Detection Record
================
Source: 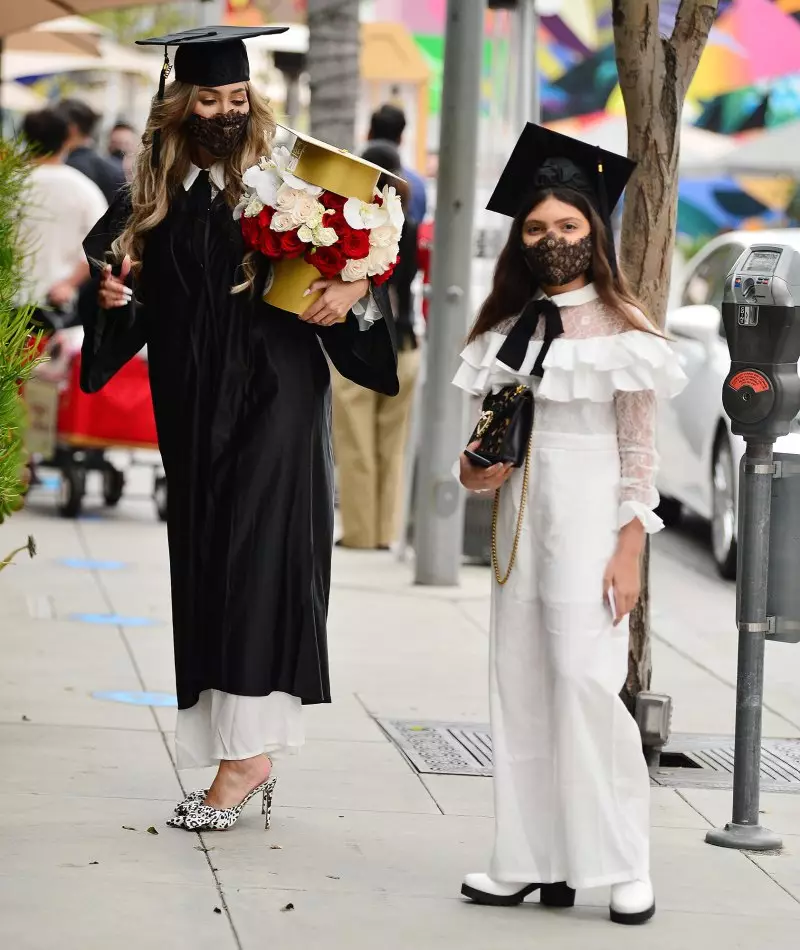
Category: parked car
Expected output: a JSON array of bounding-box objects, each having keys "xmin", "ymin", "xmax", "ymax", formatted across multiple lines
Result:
[{"xmin": 657, "ymin": 229, "xmax": 800, "ymax": 579}]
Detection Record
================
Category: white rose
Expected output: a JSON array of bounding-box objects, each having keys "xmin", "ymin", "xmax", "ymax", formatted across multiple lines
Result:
[
  {"xmin": 369, "ymin": 224, "xmax": 395, "ymax": 248},
  {"xmin": 244, "ymin": 197, "xmax": 265, "ymax": 218},
  {"xmin": 293, "ymin": 192, "xmax": 321, "ymax": 225},
  {"xmin": 274, "ymin": 183, "xmax": 301, "ymax": 213},
  {"xmin": 271, "ymin": 211, "xmax": 299, "ymax": 233},
  {"xmin": 341, "ymin": 257, "xmax": 370, "ymax": 282},
  {"xmin": 367, "ymin": 244, "xmax": 397, "ymax": 276},
  {"xmin": 313, "ymin": 226, "xmax": 339, "ymax": 247},
  {"xmin": 297, "ymin": 224, "xmax": 314, "ymax": 243}
]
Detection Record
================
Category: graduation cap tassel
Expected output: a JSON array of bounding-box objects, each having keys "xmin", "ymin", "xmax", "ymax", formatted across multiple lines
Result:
[{"xmin": 151, "ymin": 47, "xmax": 172, "ymax": 169}]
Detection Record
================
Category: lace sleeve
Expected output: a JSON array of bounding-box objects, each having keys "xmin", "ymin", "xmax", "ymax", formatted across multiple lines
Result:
[{"xmin": 614, "ymin": 390, "xmax": 664, "ymax": 534}]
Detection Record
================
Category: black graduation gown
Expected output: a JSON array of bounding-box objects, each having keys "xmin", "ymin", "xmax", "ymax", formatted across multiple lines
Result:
[{"xmin": 81, "ymin": 176, "xmax": 399, "ymax": 710}]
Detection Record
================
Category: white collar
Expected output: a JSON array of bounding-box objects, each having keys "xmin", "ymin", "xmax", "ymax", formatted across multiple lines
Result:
[
  {"xmin": 535, "ymin": 283, "xmax": 599, "ymax": 307},
  {"xmin": 183, "ymin": 162, "xmax": 226, "ymax": 192}
]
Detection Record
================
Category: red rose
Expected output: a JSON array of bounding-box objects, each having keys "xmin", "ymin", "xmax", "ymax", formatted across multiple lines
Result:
[
  {"xmin": 371, "ymin": 257, "xmax": 398, "ymax": 286},
  {"xmin": 306, "ymin": 244, "xmax": 347, "ymax": 280},
  {"xmin": 241, "ymin": 207, "xmax": 274, "ymax": 252},
  {"xmin": 280, "ymin": 229, "xmax": 306, "ymax": 259},
  {"xmin": 339, "ymin": 227, "xmax": 371, "ymax": 259},
  {"xmin": 259, "ymin": 227, "xmax": 284, "ymax": 259},
  {"xmin": 322, "ymin": 191, "xmax": 346, "ymax": 211},
  {"xmin": 241, "ymin": 215, "xmax": 260, "ymax": 250},
  {"xmin": 324, "ymin": 208, "xmax": 347, "ymax": 234}
]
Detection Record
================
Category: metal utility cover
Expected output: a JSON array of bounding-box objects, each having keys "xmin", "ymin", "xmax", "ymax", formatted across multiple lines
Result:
[{"xmin": 378, "ymin": 720, "xmax": 800, "ymax": 793}]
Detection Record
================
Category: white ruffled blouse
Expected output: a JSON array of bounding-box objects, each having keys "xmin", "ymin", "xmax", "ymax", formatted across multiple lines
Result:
[{"xmin": 453, "ymin": 283, "xmax": 687, "ymax": 534}]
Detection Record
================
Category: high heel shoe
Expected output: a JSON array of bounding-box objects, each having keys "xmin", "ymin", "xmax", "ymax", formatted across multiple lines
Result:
[
  {"xmin": 461, "ymin": 873, "xmax": 576, "ymax": 908},
  {"xmin": 174, "ymin": 789, "xmax": 207, "ymax": 815},
  {"xmin": 166, "ymin": 776, "xmax": 278, "ymax": 831}
]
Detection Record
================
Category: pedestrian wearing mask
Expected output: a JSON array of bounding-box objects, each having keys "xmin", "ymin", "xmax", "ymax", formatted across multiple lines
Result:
[
  {"xmin": 81, "ymin": 26, "xmax": 398, "ymax": 833},
  {"xmin": 455, "ymin": 126, "xmax": 686, "ymax": 925}
]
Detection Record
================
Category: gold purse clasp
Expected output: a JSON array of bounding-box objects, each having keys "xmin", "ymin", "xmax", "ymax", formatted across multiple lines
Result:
[{"xmin": 475, "ymin": 410, "xmax": 494, "ymax": 439}]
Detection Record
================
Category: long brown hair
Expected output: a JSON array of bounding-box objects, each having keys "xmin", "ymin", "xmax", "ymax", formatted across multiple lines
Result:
[
  {"xmin": 113, "ymin": 80, "xmax": 276, "ymax": 284},
  {"xmin": 468, "ymin": 187, "xmax": 652, "ymax": 342}
]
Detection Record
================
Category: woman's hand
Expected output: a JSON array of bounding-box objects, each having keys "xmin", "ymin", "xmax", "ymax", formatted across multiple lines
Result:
[
  {"xmin": 98, "ymin": 255, "xmax": 133, "ymax": 310},
  {"xmin": 298, "ymin": 277, "xmax": 370, "ymax": 327},
  {"xmin": 458, "ymin": 442, "xmax": 514, "ymax": 493},
  {"xmin": 603, "ymin": 519, "xmax": 645, "ymax": 626}
]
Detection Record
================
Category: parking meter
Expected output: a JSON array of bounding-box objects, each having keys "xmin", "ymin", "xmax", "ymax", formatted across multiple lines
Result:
[
  {"xmin": 721, "ymin": 244, "xmax": 800, "ymax": 439},
  {"xmin": 708, "ymin": 243, "xmax": 800, "ymax": 855}
]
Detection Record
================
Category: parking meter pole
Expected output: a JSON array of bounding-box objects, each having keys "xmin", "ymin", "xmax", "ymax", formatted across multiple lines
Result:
[
  {"xmin": 413, "ymin": 0, "xmax": 484, "ymax": 586},
  {"xmin": 706, "ymin": 440, "xmax": 783, "ymax": 852}
]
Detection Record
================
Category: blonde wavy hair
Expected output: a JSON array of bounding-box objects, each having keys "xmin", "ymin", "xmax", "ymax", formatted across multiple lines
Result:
[{"xmin": 113, "ymin": 80, "xmax": 276, "ymax": 288}]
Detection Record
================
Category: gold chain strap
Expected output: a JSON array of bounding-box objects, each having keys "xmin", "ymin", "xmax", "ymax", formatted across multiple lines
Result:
[{"xmin": 491, "ymin": 437, "xmax": 532, "ymax": 586}]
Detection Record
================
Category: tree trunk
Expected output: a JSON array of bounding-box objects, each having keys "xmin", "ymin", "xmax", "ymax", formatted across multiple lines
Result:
[
  {"xmin": 613, "ymin": 0, "xmax": 719, "ymax": 709},
  {"xmin": 306, "ymin": 0, "xmax": 361, "ymax": 150}
]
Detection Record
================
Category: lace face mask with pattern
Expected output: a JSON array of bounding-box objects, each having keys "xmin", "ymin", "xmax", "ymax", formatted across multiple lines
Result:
[
  {"xmin": 522, "ymin": 233, "xmax": 593, "ymax": 288},
  {"xmin": 186, "ymin": 111, "xmax": 249, "ymax": 158}
]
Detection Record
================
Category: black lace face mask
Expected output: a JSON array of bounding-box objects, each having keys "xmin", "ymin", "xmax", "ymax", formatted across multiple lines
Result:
[
  {"xmin": 522, "ymin": 233, "xmax": 593, "ymax": 287},
  {"xmin": 186, "ymin": 111, "xmax": 249, "ymax": 158}
]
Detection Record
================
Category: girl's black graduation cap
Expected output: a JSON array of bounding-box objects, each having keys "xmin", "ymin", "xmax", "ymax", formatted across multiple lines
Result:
[
  {"xmin": 487, "ymin": 123, "xmax": 637, "ymax": 272},
  {"xmin": 136, "ymin": 25, "xmax": 289, "ymax": 166}
]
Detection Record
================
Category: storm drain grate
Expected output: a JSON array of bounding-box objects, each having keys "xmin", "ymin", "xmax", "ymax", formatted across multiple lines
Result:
[{"xmin": 377, "ymin": 721, "xmax": 800, "ymax": 793}]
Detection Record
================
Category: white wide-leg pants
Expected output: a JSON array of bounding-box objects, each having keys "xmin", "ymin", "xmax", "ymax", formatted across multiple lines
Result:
[{"xmin": 489, "ymin": 431, "xmax": 650, "ymax": 890}]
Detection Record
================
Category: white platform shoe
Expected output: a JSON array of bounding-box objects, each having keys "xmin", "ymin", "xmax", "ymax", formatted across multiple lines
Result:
[
  {"xmin": 609, "ymin": 878, "xmax": 655, "ymax": 925},
  {"xmin": 461, "ymin": 873, "xmax": 576, "ymax": 908}
]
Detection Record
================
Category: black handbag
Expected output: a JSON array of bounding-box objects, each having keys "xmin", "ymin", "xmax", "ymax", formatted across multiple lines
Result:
[
  {"xmin": 464, "ymin": 384, "xmax": 533, "ymax": 468},
  {"xmin": 462, "ymin": 298, "xmax": 563, "ymax": 469}
]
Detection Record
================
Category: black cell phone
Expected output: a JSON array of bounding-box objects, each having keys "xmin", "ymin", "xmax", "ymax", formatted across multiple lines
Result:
[{"xmin": 464, "ymin": 449, "xmax": 495, "ymax": 469}]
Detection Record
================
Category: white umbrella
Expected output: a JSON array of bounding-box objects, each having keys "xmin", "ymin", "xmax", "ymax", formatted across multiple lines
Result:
[
  {"xmin": 2, "ymin": 41, "xmax": 158, "ymax": 82},
  {"xmin": 6, "ymin": 15, "xmax": 105, "ymax": 57},
  {"xmin": 0, "ymin": 2, "xmax": 177, "ymax": 38},
  {"xmin": 715, "ymin": 121, "xmax": 800, "ymax": 177},
  {"xmin": 0, "ymin": 80, "xmax": 45, "ymax": 112},
  {"xmin": 564, "ymin": 115, "xmax": 736, "ymax": 175}
]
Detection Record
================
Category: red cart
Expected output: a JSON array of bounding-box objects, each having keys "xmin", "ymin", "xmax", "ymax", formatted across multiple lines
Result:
[{"xmin": 24, "ymin": 329, "xmax": 167, "ymax": 520}]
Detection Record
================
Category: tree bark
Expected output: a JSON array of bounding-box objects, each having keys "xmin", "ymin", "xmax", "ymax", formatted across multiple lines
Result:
[
  {"xmin": 613, "ymin": 0, "xmax": 719, "ymax": 711},
  {"xmin": 306, "ymin": 0, "xmax": 361, "ymax": 150}
]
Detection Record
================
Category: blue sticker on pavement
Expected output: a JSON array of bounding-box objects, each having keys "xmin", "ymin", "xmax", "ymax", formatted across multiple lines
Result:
[
  {"xmin": 59, "ymin": 558, "xmax": 128, "ymax": 571},
  {"xmin": 69, "ymin": 613, "xmax": 158, "ymax": 627},
  {"xmin": 92, "ymin": 690, "xmax": 177, "ymax": 707}
]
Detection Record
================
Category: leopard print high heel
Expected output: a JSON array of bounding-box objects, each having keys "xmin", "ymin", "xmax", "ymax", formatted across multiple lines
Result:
[
  {"xmin": 174, "ymin": 789, "xmax": 207, "ymax": 815},
  {"xmin": 167, "ymin": 776, "xmax": 278, "ymax": 831}
]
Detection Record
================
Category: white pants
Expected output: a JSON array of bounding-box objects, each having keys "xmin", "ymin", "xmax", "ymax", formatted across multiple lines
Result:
[{"xmin": 489, "ymin": 431, "xmax": 650, "ymax": 890}]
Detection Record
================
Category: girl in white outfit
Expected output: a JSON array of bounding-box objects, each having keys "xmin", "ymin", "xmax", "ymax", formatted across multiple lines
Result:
[{"xmin": 455, "ymin": 127, "xmax": 686, "ymax": 925}]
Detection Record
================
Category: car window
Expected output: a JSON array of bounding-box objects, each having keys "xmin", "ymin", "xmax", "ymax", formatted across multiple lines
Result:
[{"xmin": 681, "ymin": 243, "xmax": 744, "ymax": 309}]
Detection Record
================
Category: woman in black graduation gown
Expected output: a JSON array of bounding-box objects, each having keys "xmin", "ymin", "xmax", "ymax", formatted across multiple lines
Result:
[{"xmin": 83, "ymin": 26, "xmax": 399, "ymax": 832}]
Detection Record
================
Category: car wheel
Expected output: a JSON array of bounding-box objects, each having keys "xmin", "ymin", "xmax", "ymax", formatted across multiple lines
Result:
[
  {"xmin": 154, "ymin": 475, "xmax": 168, "ymax": 522},
  {"xmin": 711, "ymin": 437, "xmax": 737, "ymax": 580},
  {"xmin": 57, "ymin": 466, "xmax": 86, "ymax": 519},
  {"xmin": 656, "ymin": 496, "xmax": 682, "ymax": 527},
  {"xmin": 102, "ymin": 467, "xmax": 125, "ymax": 507}
]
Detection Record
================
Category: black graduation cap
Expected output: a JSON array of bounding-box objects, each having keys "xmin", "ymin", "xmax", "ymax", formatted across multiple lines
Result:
[
  {"xmin": 487, "ymin": 123, "xmax": 637, "ymax": 271},
  {"xmin": 137, "ymin": 26, "xmax": 289, "ymax": 90},
  {"xmin": 136, "ymin": 26, "xmax": 289, "ymax": 166}
]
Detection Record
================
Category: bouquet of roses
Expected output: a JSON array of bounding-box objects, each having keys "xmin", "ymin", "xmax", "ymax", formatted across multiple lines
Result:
[{"xmin": 234, "ymin": 146, "xmax": 402, "ymax": 287}]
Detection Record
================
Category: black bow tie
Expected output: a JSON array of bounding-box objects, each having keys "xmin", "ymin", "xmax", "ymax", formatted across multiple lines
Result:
[{"xmin": 496, "ymin": 298, "xmax": 564, "ymax": 378}]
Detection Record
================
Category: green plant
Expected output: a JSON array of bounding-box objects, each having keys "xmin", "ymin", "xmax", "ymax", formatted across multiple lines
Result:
[{"xmin": 0, "ymin": 139, "xmax": 42, "ymax": 559}]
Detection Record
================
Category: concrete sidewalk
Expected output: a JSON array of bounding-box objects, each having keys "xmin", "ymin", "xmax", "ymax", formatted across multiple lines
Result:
[{"xmin": 2, "ymin": 485, "xmax": 800, "ymax": 949}]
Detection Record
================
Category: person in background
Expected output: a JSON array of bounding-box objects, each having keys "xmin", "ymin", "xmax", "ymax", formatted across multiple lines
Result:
[
  {"xmin": 366, "ymin": 104, "xmax": 427, "ymax": 225},
  {"xmin": 107, "ymin": 121, "xmax": 139, "ymax": 181},
  {"xmin": 18, "ymin": 108, "xmax": 107, "ymax": 330},
  {"xmin": 57, "ymin": 98, "xmax": 126, "ymax": 203},
  {"xmin": 332, "ymin": 141, "xmax": 420, "ymax": 550}
]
